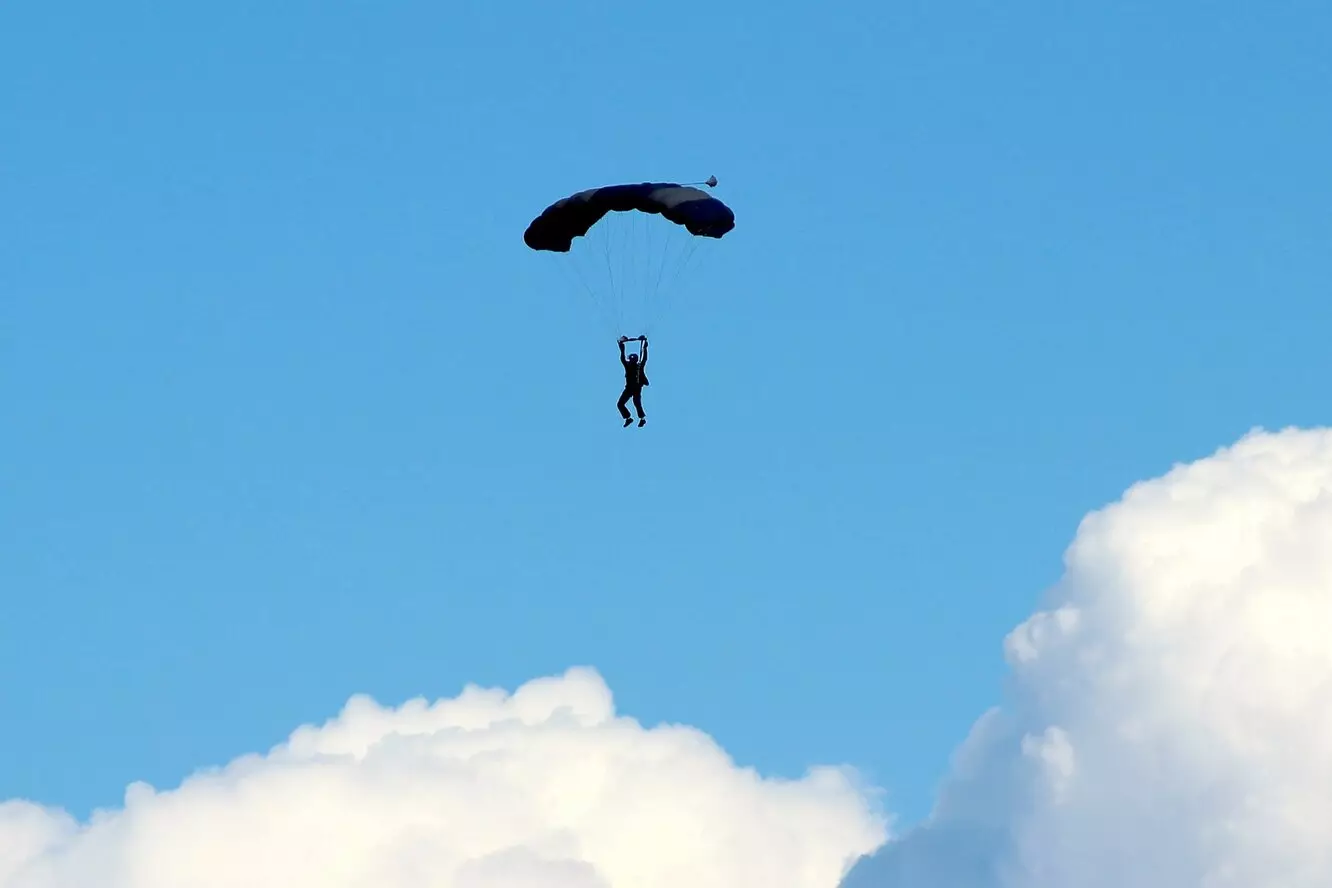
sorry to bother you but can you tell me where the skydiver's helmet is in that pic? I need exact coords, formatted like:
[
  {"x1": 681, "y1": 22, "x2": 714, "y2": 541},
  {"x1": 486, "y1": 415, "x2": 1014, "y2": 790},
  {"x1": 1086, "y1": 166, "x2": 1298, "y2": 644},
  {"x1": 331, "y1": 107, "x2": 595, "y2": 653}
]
[{"x1": 627, "y1": 353, "x2": 638, "y2": 363}]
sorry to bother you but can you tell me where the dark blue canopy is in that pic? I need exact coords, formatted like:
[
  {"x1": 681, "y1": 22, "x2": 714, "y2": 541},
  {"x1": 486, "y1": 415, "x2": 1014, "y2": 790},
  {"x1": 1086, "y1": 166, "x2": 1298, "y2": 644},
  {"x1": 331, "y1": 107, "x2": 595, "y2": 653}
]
[{"x1": 524, "y1": 182, "x2": 735, "y2": 253}]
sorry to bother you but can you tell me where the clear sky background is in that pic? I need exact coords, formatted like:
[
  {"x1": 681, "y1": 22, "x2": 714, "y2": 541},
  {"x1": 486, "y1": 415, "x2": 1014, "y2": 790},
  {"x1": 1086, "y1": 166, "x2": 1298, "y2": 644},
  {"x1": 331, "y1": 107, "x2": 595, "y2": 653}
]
[{"x1": 3, "y1": 0, "x2": 1329, "y2": 832}]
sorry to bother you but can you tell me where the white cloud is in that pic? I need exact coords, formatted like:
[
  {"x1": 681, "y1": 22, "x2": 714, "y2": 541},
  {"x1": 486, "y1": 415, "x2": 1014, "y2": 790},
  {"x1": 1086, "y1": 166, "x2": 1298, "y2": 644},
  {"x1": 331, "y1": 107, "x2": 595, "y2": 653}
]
[
  {"x1": 845, "y1": 426, "x2": 1332, "y2": 887},
  {"x1": 0, "y1": 667, "x2": 886, "y2": 888},
  {"x1": 13, "y1": 425, "x2": 1332, "y2": 888}
]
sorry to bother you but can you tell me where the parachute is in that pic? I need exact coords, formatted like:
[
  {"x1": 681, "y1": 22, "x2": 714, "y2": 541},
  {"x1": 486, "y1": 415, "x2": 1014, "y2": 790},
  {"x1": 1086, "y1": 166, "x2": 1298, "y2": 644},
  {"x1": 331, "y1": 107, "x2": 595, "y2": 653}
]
[{"x1": 523, "y1": 177, "x2": 735, "y2": 338}]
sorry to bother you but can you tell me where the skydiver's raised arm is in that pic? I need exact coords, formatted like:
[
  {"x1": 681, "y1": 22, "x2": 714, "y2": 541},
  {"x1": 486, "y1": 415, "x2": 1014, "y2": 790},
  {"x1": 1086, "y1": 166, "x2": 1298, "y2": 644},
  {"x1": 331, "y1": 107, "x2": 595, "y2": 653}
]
[
  {"x1": 639, "y1": 336, "x2": 648, "y2": 367},
  {"x1": 618, "y1": 337, "x2": 628, "y2": 363}
]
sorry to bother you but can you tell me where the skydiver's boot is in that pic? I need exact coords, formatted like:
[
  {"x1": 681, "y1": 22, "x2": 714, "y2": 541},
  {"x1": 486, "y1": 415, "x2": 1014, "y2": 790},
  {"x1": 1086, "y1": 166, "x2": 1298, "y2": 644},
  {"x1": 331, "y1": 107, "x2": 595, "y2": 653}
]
[
  {"x1": 638, "y1": 417, "x2": 647, "y2": 427},
  {"x1": 623, "y1": 417, "x2": 634, "y2": 427}
]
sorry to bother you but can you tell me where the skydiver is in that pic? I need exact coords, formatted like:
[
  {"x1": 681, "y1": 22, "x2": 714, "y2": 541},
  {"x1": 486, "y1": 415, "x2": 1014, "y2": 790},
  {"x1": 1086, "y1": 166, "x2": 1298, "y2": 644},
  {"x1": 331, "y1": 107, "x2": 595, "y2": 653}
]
[{"x1": 617, "y1": 335, "x2": 648, "y2": 427}]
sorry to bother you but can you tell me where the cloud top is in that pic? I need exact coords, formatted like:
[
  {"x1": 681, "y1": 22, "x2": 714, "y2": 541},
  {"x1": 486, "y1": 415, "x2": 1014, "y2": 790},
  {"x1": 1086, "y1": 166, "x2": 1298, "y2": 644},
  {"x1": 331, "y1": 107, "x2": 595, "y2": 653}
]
[
  {"x1": 848, "y1": 426, "x2": 1332, "y2": 887},
  {"x1": 1, "y1": 667, "x2": 885, "y2": 888}
]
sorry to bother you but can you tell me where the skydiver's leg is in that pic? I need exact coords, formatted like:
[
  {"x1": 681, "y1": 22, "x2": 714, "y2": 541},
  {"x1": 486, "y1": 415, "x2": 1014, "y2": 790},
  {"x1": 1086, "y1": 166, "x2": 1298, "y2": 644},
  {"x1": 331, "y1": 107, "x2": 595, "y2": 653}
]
[
  {"x1": 618, "y1": 388, "x2": 633, "y2": 422},
  {"x1": 632, "y1": 391, "x2": 644, "y2": 421}
]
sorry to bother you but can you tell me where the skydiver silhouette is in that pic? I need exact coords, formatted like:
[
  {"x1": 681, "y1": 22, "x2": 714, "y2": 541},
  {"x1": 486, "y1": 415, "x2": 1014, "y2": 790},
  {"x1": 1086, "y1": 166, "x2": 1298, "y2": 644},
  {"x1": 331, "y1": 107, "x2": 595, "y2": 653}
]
[{"x1": 617, "y1": 335, "x2": 648, "y2": 427}]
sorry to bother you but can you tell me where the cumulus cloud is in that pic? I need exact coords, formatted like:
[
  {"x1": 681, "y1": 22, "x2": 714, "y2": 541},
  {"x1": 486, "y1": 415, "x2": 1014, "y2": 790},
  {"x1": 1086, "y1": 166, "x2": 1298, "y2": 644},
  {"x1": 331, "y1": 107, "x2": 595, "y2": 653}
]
[
  {"x1": 13, "y1": 426, "x2": 1332, "y2": 888},
  {"x1": 845, "y1": 426, "x2": 1332, "y2": 888},
  {"x1": 0, "y1": 668, "x2": 886, "y2": 888}
]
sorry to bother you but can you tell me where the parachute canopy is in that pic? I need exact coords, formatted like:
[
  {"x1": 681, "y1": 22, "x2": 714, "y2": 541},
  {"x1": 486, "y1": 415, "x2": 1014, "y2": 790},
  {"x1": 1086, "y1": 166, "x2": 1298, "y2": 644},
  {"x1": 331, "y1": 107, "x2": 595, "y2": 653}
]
[
  {"x1": 522, "y1": 177, "x2": 734, "y2": 338},
  {"x1": 524, "y1": 181, "x2": 735, "y2": 253}
]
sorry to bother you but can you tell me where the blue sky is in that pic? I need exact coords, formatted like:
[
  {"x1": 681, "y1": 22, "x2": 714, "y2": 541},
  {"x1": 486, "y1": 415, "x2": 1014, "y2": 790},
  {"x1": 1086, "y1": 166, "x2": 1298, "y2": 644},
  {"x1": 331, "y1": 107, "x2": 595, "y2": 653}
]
[{"x1": 3, "y1": 0, "x2": 1329, "y2": 829}]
